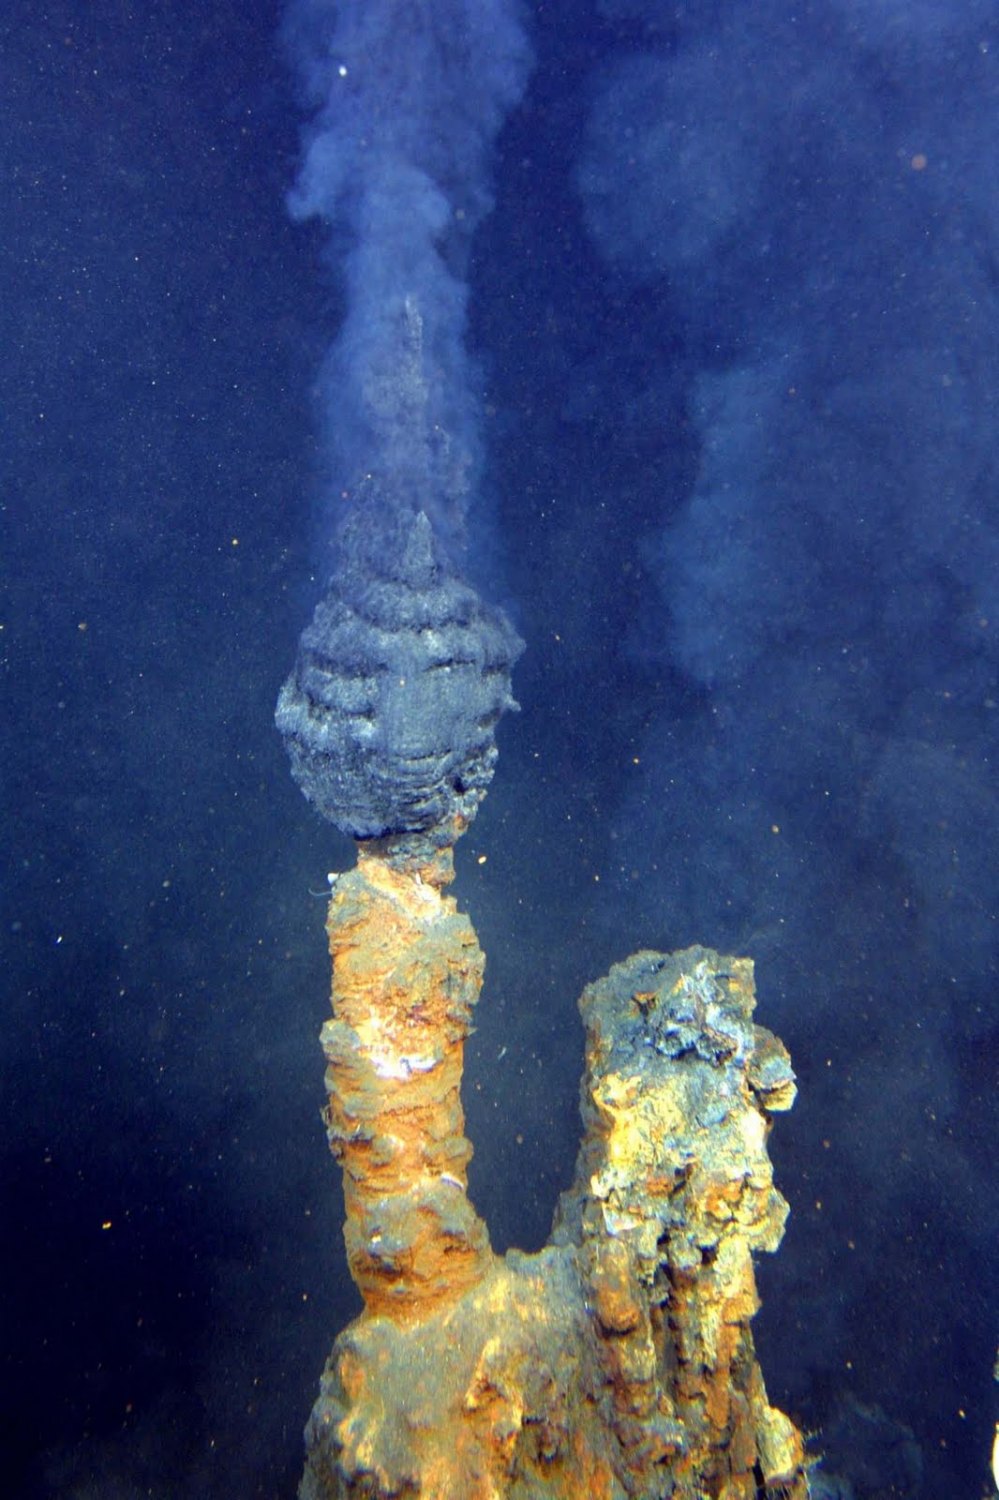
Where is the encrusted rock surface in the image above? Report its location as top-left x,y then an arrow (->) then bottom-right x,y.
300,844 -> 808,1500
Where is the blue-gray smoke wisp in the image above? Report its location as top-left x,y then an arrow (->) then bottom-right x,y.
576,0 -> 999,984
275,0 -> 531,838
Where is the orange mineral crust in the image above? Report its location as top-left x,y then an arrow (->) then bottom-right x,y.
303,840 -> 808,1499
320,837 -> 493,1318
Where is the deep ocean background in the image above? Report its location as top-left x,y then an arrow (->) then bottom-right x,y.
2,1 -> 997,1496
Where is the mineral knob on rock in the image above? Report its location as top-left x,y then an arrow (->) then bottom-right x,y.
276,510 -> 522,839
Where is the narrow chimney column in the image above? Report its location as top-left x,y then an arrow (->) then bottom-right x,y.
320,834 -> 492,1318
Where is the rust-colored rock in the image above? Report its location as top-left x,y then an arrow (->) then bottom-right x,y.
319,834 -> 492,1318
302,840 -> 808,1499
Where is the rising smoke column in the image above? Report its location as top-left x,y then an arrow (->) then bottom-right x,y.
276,0 -> 531,839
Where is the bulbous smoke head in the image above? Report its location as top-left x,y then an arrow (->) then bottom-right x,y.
276,510 -> 522,841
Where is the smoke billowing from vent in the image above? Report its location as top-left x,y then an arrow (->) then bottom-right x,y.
277,0 -> 531,838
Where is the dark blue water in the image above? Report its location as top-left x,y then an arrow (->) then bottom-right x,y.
2,1 -> 996,1495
